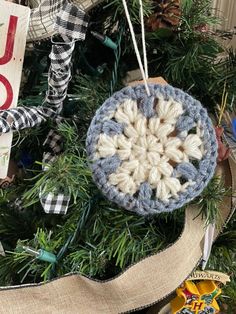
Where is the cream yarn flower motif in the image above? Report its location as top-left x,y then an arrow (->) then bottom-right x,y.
156,98 -> 184,124
181,134 -> 203,161
96,97 -> 204,202
87,85 -> 218,215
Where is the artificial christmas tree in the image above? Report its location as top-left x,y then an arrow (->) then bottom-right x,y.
0,0 -> 235,313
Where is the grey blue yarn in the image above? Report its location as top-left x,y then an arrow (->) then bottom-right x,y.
86,84 -> 218,215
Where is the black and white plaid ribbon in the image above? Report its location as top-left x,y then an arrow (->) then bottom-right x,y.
27,0 -> 101,42
0,2 -> 89,214
39,128 -> 71,215
43,129 -> 64,167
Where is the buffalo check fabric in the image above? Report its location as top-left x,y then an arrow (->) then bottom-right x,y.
55,2 -> 89,40
43,130 -> 63,156
0,107 -> 53,134
40,192 -> 71,215
27,0 -> 97,42
41,128 -> 69,214
42,129 -> 64,171
27,0 -> 64,42
0,2 -> 89,133
0,2 -> 89,214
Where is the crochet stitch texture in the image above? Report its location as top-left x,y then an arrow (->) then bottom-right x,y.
86,84 -> 217,215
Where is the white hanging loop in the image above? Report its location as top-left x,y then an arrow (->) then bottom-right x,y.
122,0 -> 150,96
139,0 -> 148,79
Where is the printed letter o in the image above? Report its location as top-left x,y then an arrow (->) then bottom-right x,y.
0,74 -> 13,110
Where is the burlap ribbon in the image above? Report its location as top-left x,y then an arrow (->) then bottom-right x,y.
0,157 -> 235,314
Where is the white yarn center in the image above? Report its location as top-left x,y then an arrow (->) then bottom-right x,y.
96,98 -> 204,201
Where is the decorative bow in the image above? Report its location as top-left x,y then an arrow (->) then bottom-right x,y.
0,2 -> 89,214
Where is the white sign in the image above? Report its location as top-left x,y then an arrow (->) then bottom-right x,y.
0,1 -> 30,178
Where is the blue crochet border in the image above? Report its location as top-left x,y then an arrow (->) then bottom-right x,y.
86,84 -> 217,215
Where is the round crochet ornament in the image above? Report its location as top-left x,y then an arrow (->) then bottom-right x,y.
86,84 -> 218,215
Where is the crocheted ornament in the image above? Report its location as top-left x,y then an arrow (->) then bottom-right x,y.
86,84 -> 217,215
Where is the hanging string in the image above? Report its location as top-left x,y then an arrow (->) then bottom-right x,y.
122,0 -> 150,96
139,0 -> 148,79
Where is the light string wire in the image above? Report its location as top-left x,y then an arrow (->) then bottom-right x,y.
121,0 -> 150,96
110,24 -> 125,96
